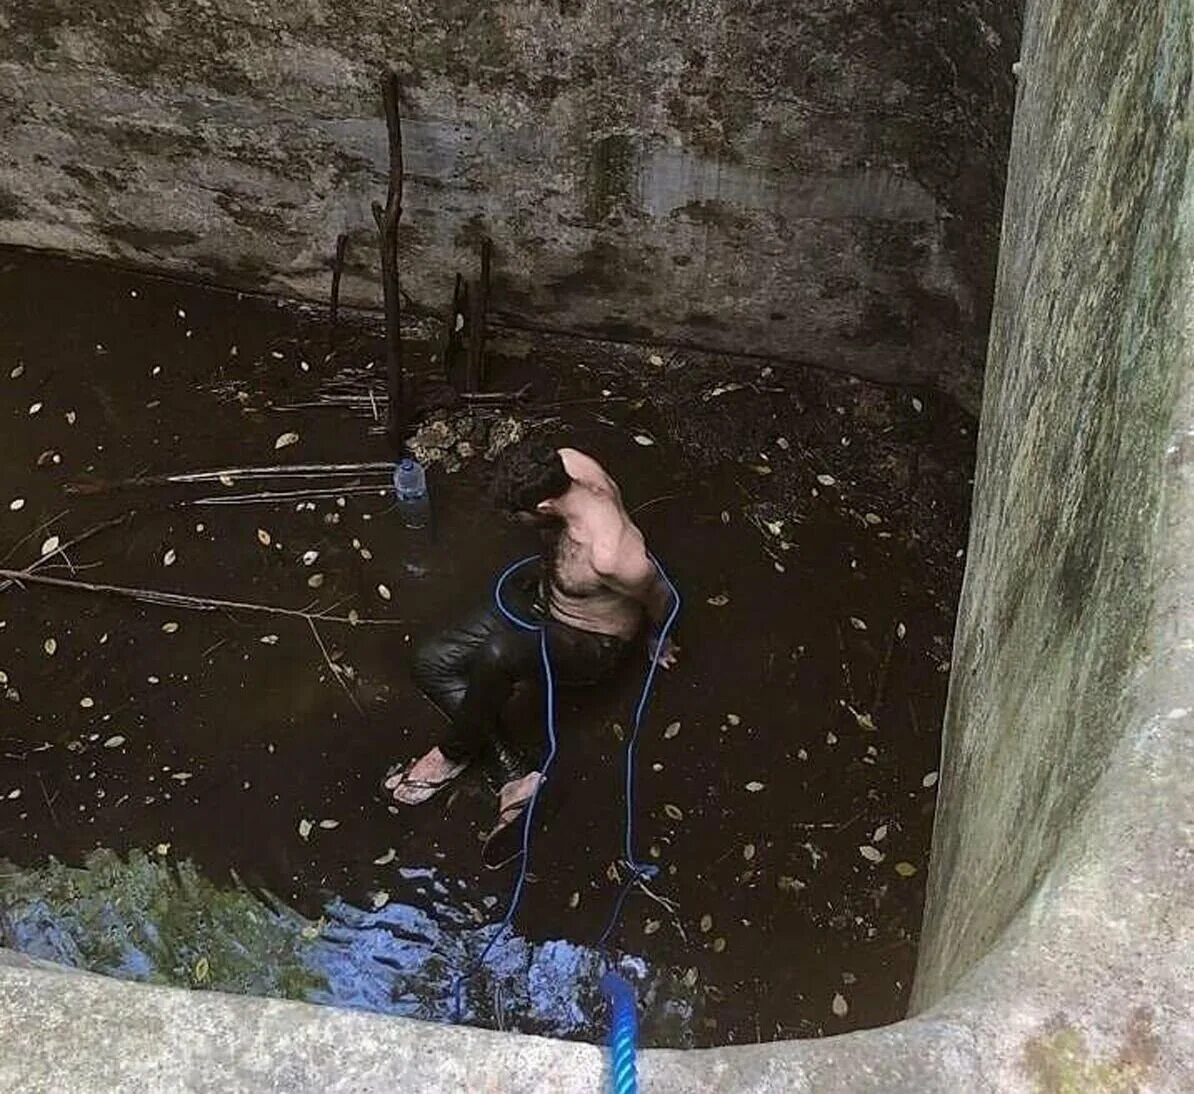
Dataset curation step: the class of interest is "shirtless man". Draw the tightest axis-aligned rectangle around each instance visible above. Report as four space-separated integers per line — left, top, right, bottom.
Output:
384 443 678 838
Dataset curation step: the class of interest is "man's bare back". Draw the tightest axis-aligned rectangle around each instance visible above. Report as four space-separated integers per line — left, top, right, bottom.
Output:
540 449 676 659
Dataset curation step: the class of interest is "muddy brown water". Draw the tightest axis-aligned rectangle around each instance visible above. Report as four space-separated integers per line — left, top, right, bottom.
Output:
0 247 973 1046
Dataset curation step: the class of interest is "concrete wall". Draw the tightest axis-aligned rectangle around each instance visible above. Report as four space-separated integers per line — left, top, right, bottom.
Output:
2 0 1194 1091
0 0 1019 410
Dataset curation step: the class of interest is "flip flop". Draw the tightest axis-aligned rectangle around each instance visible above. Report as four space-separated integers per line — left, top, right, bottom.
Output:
381 759 465 806
480 776 542 870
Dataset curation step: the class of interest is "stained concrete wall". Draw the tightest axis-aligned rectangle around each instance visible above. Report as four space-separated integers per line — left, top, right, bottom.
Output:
2 0 1194 1091
0 0 1019 410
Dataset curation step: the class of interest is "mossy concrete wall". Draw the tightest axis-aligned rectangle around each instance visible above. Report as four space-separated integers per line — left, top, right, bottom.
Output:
2 0 1193 1090
0 0 1018 410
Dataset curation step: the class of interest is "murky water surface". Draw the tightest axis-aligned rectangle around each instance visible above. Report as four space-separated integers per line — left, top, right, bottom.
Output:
0 248 973 1045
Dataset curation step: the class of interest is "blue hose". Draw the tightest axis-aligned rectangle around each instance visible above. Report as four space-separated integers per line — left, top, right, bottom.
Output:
600 971 640 1094
459 552 680 1093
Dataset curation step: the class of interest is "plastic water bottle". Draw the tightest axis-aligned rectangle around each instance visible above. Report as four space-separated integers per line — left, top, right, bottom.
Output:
393 457 430 529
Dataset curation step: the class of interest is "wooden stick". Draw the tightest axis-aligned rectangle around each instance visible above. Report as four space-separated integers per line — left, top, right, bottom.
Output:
185 485 391 507
0 568 402 626
308 616 365 716
440 272 463 384
65 462 393 494
372 68 406 455
479 237 492 389
466 276 483 394
329 231 350 333
0 512 135 593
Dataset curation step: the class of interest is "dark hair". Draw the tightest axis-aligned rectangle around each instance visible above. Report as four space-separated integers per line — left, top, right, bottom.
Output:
491 442 571 513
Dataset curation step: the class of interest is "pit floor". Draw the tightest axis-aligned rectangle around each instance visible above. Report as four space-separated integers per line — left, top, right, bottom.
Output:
0 247 974 1046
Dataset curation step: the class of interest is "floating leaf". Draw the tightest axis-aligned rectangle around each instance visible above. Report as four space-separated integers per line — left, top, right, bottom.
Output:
274 431 300 450
894 861 918 877
28 402 42 416
911 397 924 413
298 819 313 840
155 843 170 856
307 573 325 589
648 354 664 367
319 819 339 829
79 697 94 709
864 512 882 525
896 622 907 639
743 843 756 861
706 593 730 607
699 913 713 933
745 781 765 792
663 803 684 821
373 848 396 866
43 638 57 656
832 992 849 1017
193 957 209 983
162 548 176 567
377 584 392 601
712 937 726 953
302 550 319 566
663 720 681 739
370 890 390 910
816 474 836 487
170 771 192 783
922 770 939 788
40 536 60 556
633 434 655 447
257 528 272 546
161 622 179 634
777 875 805 894
726 713 741 727
219 474 235 487
260 634 279 645
103 735 125 749
683 967 698 988
849 617 867 631
568 891 581 909
859 845 884 863
65 410 76 425
643 919 660 935
8 498 24 511
872 824 888 843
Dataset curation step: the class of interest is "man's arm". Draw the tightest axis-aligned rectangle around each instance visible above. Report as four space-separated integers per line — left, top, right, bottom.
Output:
596 548 679 667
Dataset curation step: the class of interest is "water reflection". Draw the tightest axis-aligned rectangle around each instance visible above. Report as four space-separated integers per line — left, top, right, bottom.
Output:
0 850 696 1044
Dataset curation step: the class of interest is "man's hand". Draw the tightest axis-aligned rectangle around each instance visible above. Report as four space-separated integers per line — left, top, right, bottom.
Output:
648 633 680 669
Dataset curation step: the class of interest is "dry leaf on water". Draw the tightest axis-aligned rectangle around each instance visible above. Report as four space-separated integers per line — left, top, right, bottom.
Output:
745 781 765 792
373 848 396 866
163 548 176 567
298 819 313 840
663 721 681 739
274 431 299 450
257 529 271 546
894 861 918 877
832 992 849 1017
40 536 59 556
663 803 684 821
859 845 884 863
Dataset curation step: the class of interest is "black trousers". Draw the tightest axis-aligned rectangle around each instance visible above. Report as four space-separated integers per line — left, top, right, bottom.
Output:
411 575 630 782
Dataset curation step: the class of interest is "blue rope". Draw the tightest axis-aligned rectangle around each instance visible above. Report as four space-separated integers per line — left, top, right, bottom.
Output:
453 557 555 1019
453 552 681 1033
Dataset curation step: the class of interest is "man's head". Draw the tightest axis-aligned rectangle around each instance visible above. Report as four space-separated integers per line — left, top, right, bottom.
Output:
491 442 572 523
